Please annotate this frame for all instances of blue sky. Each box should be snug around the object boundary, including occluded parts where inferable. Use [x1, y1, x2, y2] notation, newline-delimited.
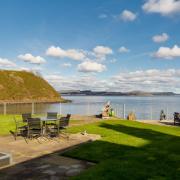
[0, 0, 180, 92]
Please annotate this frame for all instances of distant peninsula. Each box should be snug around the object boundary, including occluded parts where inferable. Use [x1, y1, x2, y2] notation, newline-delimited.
[60, 90, 179, 96]
[0, 70, 68, 103]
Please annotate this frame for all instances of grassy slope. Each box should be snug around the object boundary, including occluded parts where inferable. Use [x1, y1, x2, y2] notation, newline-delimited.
[0, 70, 65, 102]
[64, 120, 180, 180]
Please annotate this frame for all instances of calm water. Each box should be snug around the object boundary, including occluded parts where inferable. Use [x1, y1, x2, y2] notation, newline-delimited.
[1, 95, 180, 120]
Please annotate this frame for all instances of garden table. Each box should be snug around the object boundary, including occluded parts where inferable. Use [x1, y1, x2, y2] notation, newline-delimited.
[40, 117, 59, 136]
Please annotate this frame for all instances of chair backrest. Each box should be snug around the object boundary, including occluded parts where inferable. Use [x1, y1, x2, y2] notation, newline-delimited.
[27, 118, 41, 129]
[59, 114, 71, 128]
[22, 113, 32, 122]
[174, 112, 180, 120]
[47, 112, 58, 119]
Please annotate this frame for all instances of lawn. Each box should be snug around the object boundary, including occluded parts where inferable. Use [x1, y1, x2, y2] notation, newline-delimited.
[64, 120, 180, 180]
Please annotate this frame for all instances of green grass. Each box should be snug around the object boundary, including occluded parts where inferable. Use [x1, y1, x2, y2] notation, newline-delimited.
[63, 120, 180, 180]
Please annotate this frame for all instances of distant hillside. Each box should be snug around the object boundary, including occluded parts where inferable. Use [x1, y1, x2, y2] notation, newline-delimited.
[60, 90, 178, 96]
[0, 70, 66, 103]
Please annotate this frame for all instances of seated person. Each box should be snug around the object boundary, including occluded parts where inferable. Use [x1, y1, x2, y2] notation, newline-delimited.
[102, 102, 110, 119]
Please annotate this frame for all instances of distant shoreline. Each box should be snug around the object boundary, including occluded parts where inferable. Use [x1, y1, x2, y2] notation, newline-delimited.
[62, 94, 180, 97]
[60, 90, 180, 97]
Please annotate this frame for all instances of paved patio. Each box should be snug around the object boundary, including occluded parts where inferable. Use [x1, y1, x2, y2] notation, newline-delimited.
[0, 133, 100, 179]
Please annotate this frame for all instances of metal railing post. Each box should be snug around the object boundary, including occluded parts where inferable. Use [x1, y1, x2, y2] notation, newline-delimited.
[59, 103, 61, 115]
[123, 104, 126, 119]
[4, 103, 7, 115]
[32, 102, 35, 115]
[166, 106, 169, 120]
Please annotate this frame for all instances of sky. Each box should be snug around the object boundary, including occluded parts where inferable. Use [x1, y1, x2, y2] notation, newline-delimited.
[0, 0, 180, 92]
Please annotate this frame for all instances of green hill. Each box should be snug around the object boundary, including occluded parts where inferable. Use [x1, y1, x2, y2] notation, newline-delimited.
[0, 70, 66, 103]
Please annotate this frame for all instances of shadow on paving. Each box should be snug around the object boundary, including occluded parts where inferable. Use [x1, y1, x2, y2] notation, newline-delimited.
[63, 122, 180, 180]
[0, 141, 95, 180]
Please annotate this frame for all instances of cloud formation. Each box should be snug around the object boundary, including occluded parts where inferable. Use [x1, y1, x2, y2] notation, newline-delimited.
[45, 69, 180, 93]
[0, 58, 16, 67]
[120, 10, 137, 21]
[152, 33, 169, 43]
[142, 0, 180, 16]
[77, 61, 106, 73]
[18, 53, 46, 64]
[118, 46, 130, 53]
[93, 46, 113, 61]
[154, 45, 180, 59]
[93, 46, 113, 56]
[46, 46, 85, 61]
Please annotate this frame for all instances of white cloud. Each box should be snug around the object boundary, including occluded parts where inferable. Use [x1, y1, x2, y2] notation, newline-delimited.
[142, 0, 180, 16]
[120, 10, 137, 21]
[62, 63, 72, 67]
[0, 58, 16, 67]
[20, 66, 42, 71]
[45, 69, 180, 93]
[93, 46, 113, 61]
[152, 33, 169, 43]
[93, 46, 113, 55]
[46, 74, 109, 91]
[118, 46, 130, 53]
[77, 61, 106, 73]
[46, 46, 86, 61]
[112, 69, 180, 92]
[98, 14, 108, 19]
[18, 53, 46, 64]
[46, 45, 113, 62]
[154, 45, 180, 59]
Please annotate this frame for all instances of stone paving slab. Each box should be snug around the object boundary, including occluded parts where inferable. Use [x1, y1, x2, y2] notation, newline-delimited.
[0, 133, 100, 179]
[0, 154, 95, 180]
[0, 133, 100, 165]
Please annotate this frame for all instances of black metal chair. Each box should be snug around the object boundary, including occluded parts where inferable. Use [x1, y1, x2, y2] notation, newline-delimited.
[22, 113, 32, 123]
[174, 112, 180, 125]
[47, 120, 60, 137]
[27, 118, 42, 139]
[58, 114, 71, 139]
[59, 114, 71, 129]
[46, 112, 58, 126]
[14, 117, 27, 140]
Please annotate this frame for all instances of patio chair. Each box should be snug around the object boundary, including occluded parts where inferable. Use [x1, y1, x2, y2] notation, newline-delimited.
[46, 120, 60, 137]
[58, 114, 71, 139]
[22, 113, 32, 123]
[46, 112, 58, 126]
[14, 117, 27, 140]
[27, 118, 42, 139]
[174, 112, 180, 125]
[59, 114, 71, 129]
